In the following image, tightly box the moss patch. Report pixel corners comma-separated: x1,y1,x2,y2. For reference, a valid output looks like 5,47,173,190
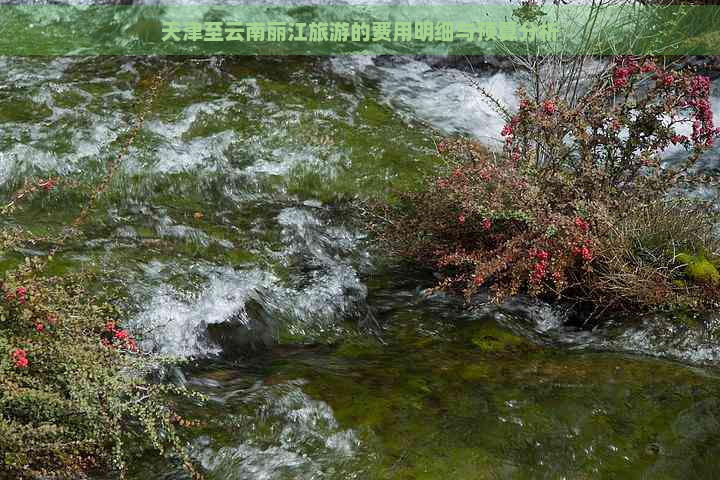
677,253,720,286
470,324,527,353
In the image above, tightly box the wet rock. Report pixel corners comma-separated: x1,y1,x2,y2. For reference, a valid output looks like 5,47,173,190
469,290,720,367
414,55,516,73
644,442,662,456
591,311,720,366
206,298,275,357
470,323,529,353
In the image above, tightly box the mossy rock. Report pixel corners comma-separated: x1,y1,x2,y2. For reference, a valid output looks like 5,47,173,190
470,324,526,353
676,253,720,286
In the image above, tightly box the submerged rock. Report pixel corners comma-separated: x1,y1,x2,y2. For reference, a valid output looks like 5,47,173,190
470,323,528,353
462,289,720,367
596,311,720,366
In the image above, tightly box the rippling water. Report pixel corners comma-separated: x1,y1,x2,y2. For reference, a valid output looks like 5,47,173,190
3,55,720,478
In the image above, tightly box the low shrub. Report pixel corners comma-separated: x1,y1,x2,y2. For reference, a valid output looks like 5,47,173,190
371,57,720,317
371,139,597,301
0,255,203,479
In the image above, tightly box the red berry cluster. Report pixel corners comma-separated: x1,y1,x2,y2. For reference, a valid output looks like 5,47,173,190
611,57,646,89
11,348,28,369
572,242,593,262
687,75,717,146
38,178,56,191
574,217,589,232
5,286,28,305
101,321,137,351
530,249,550,282
543,100,557,115
611,58,718,149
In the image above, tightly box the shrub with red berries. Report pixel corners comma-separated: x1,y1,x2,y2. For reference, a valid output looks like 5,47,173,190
371,138,599,302
502,57,719,201
0,67,203,479
0,261,202,479
372,57,720,315
11,348,28,368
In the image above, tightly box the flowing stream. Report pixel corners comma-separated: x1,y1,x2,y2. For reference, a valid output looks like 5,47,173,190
3,55,720,479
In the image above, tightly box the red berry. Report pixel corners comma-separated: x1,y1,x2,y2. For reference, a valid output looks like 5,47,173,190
543,100,557,114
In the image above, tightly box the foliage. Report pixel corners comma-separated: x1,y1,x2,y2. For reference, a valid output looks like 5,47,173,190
0,257,203,479
590,199,720,313
502,56,718,198
0,65,205,479
371,57,720,317
371,138,596,302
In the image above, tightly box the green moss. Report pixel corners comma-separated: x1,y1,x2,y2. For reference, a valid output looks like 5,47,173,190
405,375,433,395
688,260,720,285
0,97,53,123
0,253,25,275
671,307,700,327
51,90,87,109
225,248,258,267
392,446,497,480
470,324,526,353
357,99,394,127
676,253,720,285
335,337,383,359
284,165,352,204
460,364,490,381
133,225,156,239
42,254,88,277
78,81,114,97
